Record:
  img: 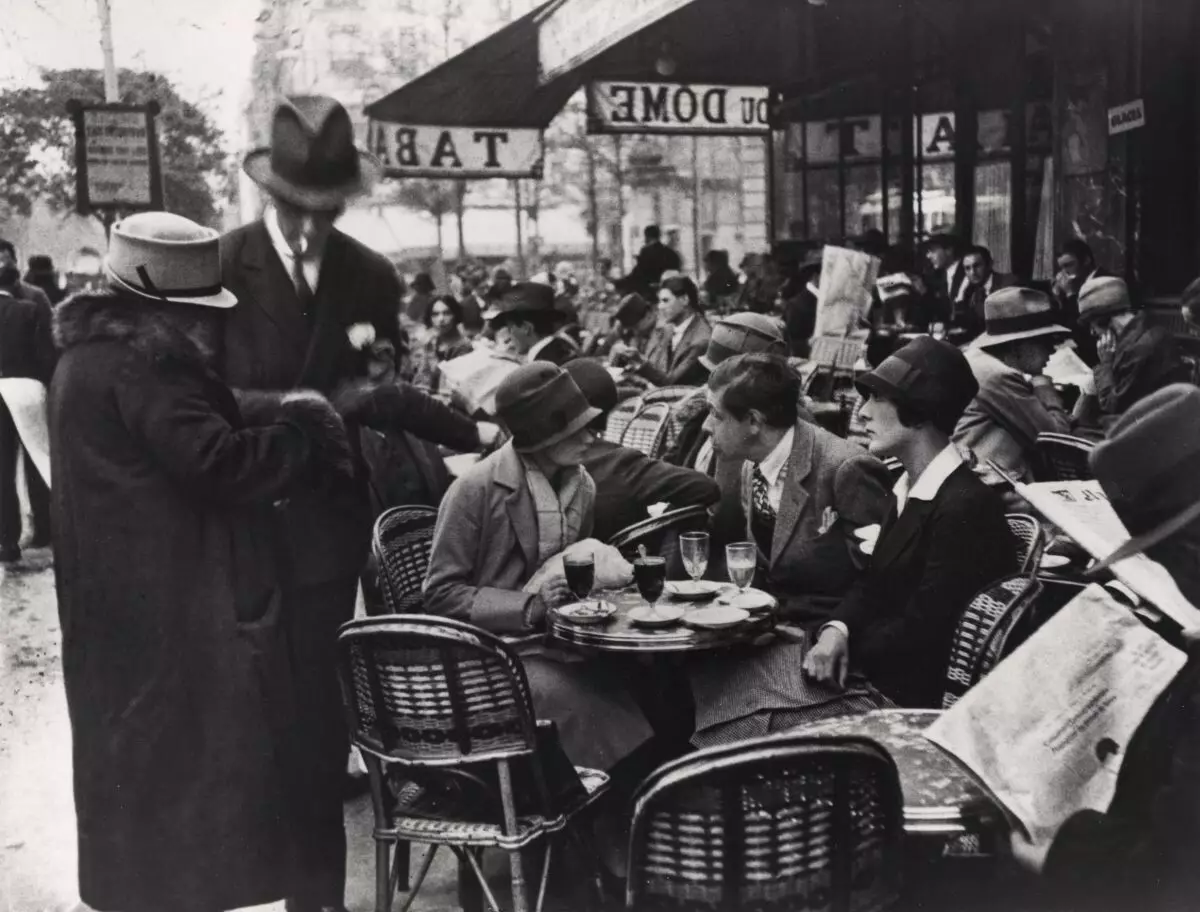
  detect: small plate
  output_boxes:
[726,589,775,612]
[1040,554,1072,570]
[556,601,617,626]
[628,605,685,628]
[685,606,750,630]
[665,580,723,601]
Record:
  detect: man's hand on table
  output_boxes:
[803,626,849,689]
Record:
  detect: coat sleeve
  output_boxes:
[423,476,536,633]
[113,358,313,506]
[621,447,720,513]
[1097,325,1180,415]
[341,381,480,452]
[638,341,709,386]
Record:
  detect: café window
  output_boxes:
[776,115,900,243]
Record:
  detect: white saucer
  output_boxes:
[684,606,750,630]
[725,589,775,612]
[556,600,617,625]
[665,580,722,601]
[628,605,685,628]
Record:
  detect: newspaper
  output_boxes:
[0,378,50,485]
[1003,475,1200,632]
[927,583,1186,857]
[814,245,880,337]
[438,347,523,417]
[1042,344,1094,388]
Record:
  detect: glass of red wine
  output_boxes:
[633,556,667,620]
[564,553,596,606]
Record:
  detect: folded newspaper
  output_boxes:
[438,347,522,417]
[0,377,50,485]
[927,583,1186,858]
[997,471,1200,633]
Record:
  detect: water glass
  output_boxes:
[725,542,757,593]
[679,532,709,582]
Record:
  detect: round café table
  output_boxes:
[793,708,1007,856]
[547,584,777,655]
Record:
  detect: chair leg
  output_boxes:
[456,847,484,912]
[533,842,553,912]
[461,846,504,912]
[375,837,393,912]
[396,845,439,912]
[395,838,411,889]
[497,760,529,912]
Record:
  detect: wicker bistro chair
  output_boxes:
[641,385,698,407]
[372,506,439,614]
[942,575,1045,709]
[604,398,643,444]
[337,616,610,912]
[627,734,905,912]
[1032,433,1097,482]
[620,402,673,458]
[1005,513,1045,575]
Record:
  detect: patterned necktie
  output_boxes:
[752,465,776,521]
[750,465,776,555]
[292,256,314,321]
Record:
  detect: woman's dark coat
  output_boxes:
[49,291,351,912]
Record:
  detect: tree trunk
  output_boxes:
[611,135,627,269]
[585,145,600,271]
[454,181,467,261]
[434,214,444,258]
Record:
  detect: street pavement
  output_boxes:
[0,550,465,912]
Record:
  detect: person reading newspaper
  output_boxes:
[1008,384,1200,910]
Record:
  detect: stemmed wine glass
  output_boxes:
[680,532,710,583]
[725,542,757,604]
[564,553,595,606]
[633,555,667,620]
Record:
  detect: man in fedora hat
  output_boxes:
[220,94,484,912]
[1025,384,1200,910]
[50,211,355,912]
[483,281,579,365]
[954,286,1074,483]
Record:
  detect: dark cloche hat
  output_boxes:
[855,335,978,428]
[495,362,602,454]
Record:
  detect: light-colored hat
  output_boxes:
[243,96,380,210]
[1090,384,1200,571]
[700,312,787,371]
[973,287,1070,349]
[104,211,236,308]
[876,273,915,301]
[1078,276,1131,324]
[495,362,601,453]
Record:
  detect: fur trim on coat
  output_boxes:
[54,289,215,367]
[235,389,354,480]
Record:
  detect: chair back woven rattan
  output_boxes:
[1005,513,1045,575]
[620,402,673,457]
[942,575,1044,709]
[627,734,904,912]
[340,615,538,764]
[1032,433,1097,482]
[372,506,439,614]
[605,397,644,443]
[642,385,697,407]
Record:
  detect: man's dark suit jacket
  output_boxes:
[581,438,719,544]
[831,462,1016,708]
[0,292,55,382]
[218,221,475,586]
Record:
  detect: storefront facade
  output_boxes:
[772,0,1199,298]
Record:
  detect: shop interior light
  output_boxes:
[654,41,677,77]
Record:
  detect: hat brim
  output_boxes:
[1089,496,1200,575]
[243,147,381,210]
[512,405,603,454]
[854,369,909,407]
[972,324,1071,350]
[104,262,237,309]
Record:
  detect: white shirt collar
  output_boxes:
[526,334,555,362]
[265,207,324,291]
[671,313,696,349]
[892,444,962,514]
[757,426,794,488]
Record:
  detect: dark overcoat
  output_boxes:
[49,291,350,912]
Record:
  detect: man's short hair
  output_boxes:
[491,309,559,337]
[1059,238,1094,263]
[0,238,14,259]
[644,225,661,241]
[707,353,799,429]
[964,244,993,267]
[926,233,961,255]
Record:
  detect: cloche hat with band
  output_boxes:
[104,211,236,309]
[243,95,381,210]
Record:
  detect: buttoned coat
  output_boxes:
[424,444,652,769]
[713,420,891,621]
